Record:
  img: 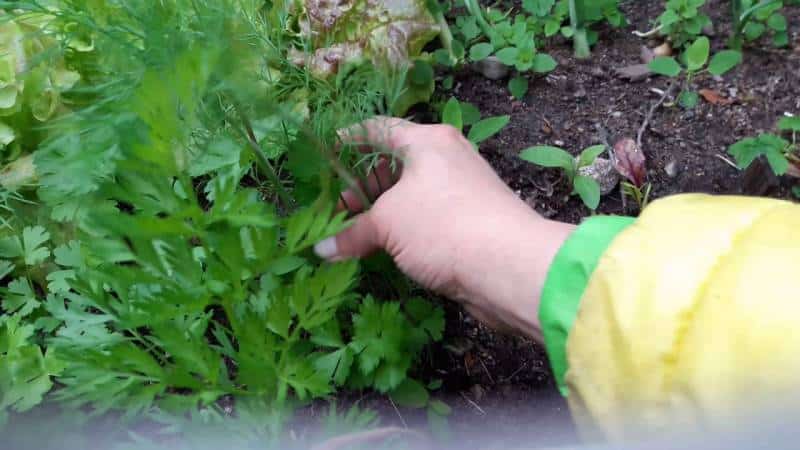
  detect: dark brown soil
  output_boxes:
[350,1,800,448]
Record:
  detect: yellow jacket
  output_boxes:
[540,194,800,441]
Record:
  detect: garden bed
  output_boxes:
[346,0,800,446]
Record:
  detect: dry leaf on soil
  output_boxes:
[699,88,734,105]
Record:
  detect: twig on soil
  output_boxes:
[460,392,487,416]
[714,154,740,169]
[637,83,677,150]
[388,397,408,429]
[632,24,663,38]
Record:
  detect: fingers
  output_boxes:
[337,157,398,214]
[338,116,414,156]
[314,211,383,261]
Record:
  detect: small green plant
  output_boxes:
[728,116,800,176]
[519,144,606,210]
[611,138,652,212]
[441,97,510,147]
[648,37,742,108]
[730,0,793,49]
[657,0,712,49]
[565,0,626,58]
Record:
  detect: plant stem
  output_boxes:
[569,0,590,58]
[464,0,493,39]
[232,102,295,209]
[731,0,782,48]
[432,6,456,63]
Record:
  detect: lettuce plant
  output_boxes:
[278,0,442,113]
[0,10,88,163]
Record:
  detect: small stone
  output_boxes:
[614,64,652,82]
[664,159,679,178]
[473,56,509,80]
[578,157,620,194]
[591,66,606,78]
[554,140,565,146]
[612,111,622,118]
[573,88,587,99]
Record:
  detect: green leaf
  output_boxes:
[460,102,482,126]
[685,37,710,71]
[744,22,766,41]
[531,53,557,73]
[508,76,529,100]
[778,116,800,132]
[390,378,429,408]
[767,13,787,31]
[442,97,463,131]
[409,60,434,86]
[578,145,606,168]
[573,175,601,210]
[519,146,575,173]
[648,57,682,77]
[469,43,494,61]
[467,116,510,145]
[271,255,306,275]
[728,134,790,174]
[22,226,50,267]
[0,260,13,280]
[429,399,452,416]
[680,91,699,108]
[659,9,681,26]
[708,50,742,76]
[495,47,519,66]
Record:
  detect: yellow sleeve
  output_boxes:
[565,194,800,441]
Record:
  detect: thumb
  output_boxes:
[314,212,383,261]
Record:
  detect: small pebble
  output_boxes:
[578,157,620,194]
[554,140,565,146]
[473,56,509,80]
[665,159,679,178]
[612,111,622,118]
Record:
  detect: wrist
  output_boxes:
[453,204,575,342]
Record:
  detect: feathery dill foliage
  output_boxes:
[0,0,445,440]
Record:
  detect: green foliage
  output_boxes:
[728,116,799,178]
[0,0,446,442]
[647,37,742,109]
[658,0,712,49]
[0,11,91,164]
[440,97,509,147]
[519,144,605,210]
[731,0,790,49]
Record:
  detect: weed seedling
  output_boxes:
[657,0,712,49]
[440,97,510,147]
[648,37,742,108]
[519,143,606,210]
[728,116,800,176]
[730,0,793,49]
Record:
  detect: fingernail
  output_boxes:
[314,237,339,260]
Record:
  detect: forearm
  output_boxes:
[453,204,575,342]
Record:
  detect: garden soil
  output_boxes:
[322,1,800,448]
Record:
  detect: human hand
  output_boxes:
[314,117,574,340]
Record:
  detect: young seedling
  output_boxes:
[612,138,652,211]
[441,97,510,148]
[731,0,790,49]
[519,143,606,210]
[648,37,742,108]
[728,116,800,176]
[657,0,712,49]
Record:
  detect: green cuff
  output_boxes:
[539,215,635,396]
